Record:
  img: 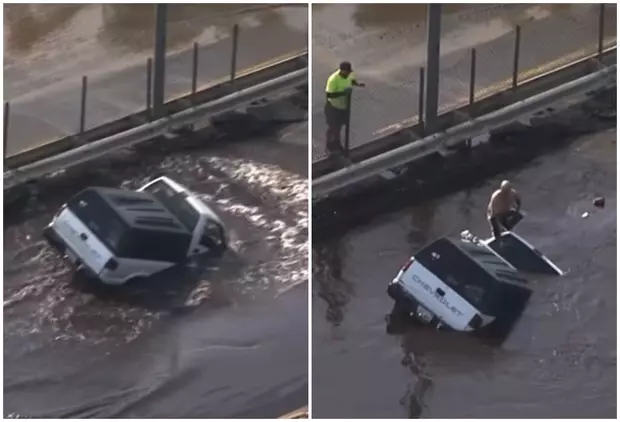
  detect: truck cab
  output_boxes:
[137,176,227,258]
[43,176,227,285]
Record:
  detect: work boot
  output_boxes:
[326,139,344,156]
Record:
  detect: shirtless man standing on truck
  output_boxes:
[487,180,522,239]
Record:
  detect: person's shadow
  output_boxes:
[313,237,353,328]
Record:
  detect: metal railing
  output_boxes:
[4,17,307,160]
[313,3,616,161]
[4,67,307,191]
[312,64,616,199]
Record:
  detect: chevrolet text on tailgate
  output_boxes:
[388,229,563,338]
[387,236,538,337]
[43,176,228,285]
[410,273,464,317]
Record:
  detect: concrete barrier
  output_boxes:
[4,67,307,191]
[312,64,616,199]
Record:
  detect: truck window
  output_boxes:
[118,229,189,263]
[144,181,199,232]
[67,189,128,253]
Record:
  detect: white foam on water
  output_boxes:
[196,155,308,298]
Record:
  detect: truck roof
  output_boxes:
[77,187,192,236]
[454,239,528,287]
[417,237,527,289]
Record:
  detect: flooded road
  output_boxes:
[4,119,308,418]
[312,128,616,418]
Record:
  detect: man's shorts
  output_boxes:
[489,209,523,236]
[324,102,348,129]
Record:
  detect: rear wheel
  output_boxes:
[386,300,412,334]
[391,300,412,317]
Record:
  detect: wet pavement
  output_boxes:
[3,4,308,156]
[4,112,309,417]
[312,124,616,418]
[311,3,617,160]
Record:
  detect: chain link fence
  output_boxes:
[3,4,308,159]
[312,3,616,162]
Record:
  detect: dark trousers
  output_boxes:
[488,210,523,238]
[324,102,348,152]
[489,215,509,238]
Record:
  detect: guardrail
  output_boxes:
[312,3,615,162]
[4,10,308,159]
[312,64,616,199]
[5,53,307,170]
[4,67,307,191]
[314,46,616,178]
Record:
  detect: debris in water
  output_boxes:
[593,197,605,208]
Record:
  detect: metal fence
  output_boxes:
[312,3,617,161]
[4,4,308,160]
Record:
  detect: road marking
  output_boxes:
[372,38,616,138]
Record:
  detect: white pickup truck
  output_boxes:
[387,229,563,337]
[43,176,227,285]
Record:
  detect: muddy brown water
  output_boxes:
[312,128,616,418]
[3,121,308,418]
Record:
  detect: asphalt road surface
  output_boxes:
[4,4,308,155]
[311,3,616,160]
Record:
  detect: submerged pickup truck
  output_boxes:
[387,228,563,337]
[43,176,227,285]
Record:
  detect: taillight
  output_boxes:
[401,257,415,273]
[104,259,119,271]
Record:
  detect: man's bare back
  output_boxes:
[487,180,522,238]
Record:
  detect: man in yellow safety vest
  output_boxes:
[324,61,365,154]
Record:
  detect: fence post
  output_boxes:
[146,57,153,119]
[152,3,168,118]
[424,3,442,133]
[418,67,425,137]
[192,42,199,100]
[3,102,9,160]
[598,3,605,57]
[512,25,521,90]
[344,93,352,156]
[230,24,239,82]
[79,76,88,133]
[469,48,477,107]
